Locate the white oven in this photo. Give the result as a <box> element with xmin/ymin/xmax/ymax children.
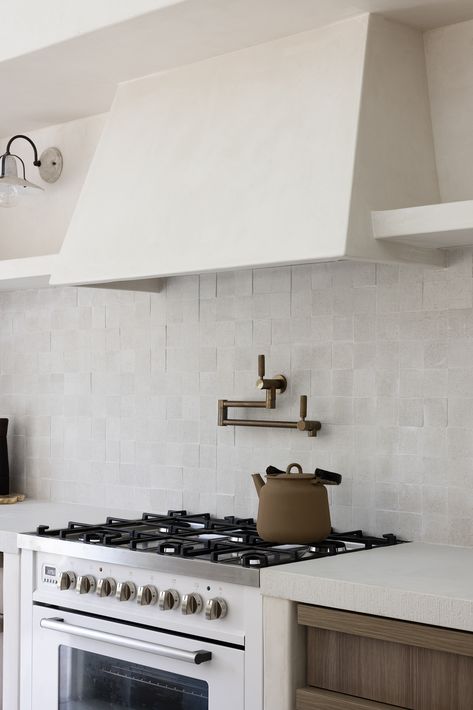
<box><xmin>30</xmin><ymin>604</ymin><xmax>244</xmax><ymax>710</ymax></box>
<box><xmin>19</xmin><ymin>532</ymin><xmax>263</xmax><ymax>710</ymax></box>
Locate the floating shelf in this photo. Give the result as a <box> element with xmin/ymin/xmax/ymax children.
<box><xmin>0</xmin><ymin>254</ymin><xmax>57</xmax><ymax>291</ymax></box>
<box><xmin>372</xmin><ymin>199</ymin><xmax>473</xmax><ymax>249</ymax></box>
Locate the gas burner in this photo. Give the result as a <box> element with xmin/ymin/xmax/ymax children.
<box><xmin>308</xmin><ymin>540</ymin><xmax>347</xmax><ymax>554</ymax></box>
<box><xmin>35</xmin><ymin>511</ymin><xmax>402</xmax><ymax>570</ymax></box>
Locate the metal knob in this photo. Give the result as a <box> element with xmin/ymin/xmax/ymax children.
<box><xmin>137</xmin><ymin>584</ymin><xmax>158</xmax><ymax>606</ymax></box>
<box><xmin>57</xmin><ymin>571</ymin><xmax>76</xmax><ymax>591</ymax></box>
<box><xmin>181</xmin><ymin>592</ymin><xmax>203</xmax><ymax>615</ymax></box>
<box><xmin>96</xmin><ymin>577</ymin><xmax>116</xmax><ymax>598</ymax></box>
<box><xmin>205</xmin><ymin>597</ymin><xmax>228</xmax><ymax>621</ymax></box>
<box><xmin>76</xmin><ymin>575</ymin><xmax>96</xmax><ymax>595</ymax></box>
<box><xmin>158</xmin><ymin>589</ymin><xmax>180</xmax><ymax>611</ymax></box>
<box><xmin>116</xmin><ymin>581</ymin><xmax>136</xmax><ymax>602</ymax></box>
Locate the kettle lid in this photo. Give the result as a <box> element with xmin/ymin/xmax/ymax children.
<box><xmin>266</xmin><ymin>463</ymin><xmax>315</xmax><ymax>479</ymax></box>
<box><xmin>265</xmin><ymin>463</ymin><xmax>342</xmax><ymax>485</ymax></box>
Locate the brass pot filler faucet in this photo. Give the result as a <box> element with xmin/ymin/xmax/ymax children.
<box><xmin>218</xmin><ymin>354</ymin><xmax>321</xmax><ymax>437</ymax></box>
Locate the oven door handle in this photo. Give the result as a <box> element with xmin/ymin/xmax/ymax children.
<box><xmin>40</xmin><ymin>617</ymin><xmax>212</xmax><ymax>665</ymax></box>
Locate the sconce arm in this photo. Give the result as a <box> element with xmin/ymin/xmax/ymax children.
<box><xmin>5</xmin><ymin>135</ymin><xmax>41</xmax><ymax>166</ymax></box>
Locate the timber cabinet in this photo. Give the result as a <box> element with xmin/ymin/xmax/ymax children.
<box><xmin>296</xmin><ymin>605</ymin><xmax>473</xmax><ymax>710</ymax></box>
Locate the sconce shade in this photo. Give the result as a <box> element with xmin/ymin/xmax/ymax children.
<box><xmin>0</xmin><ymin>154</ymin><xmax>43</xmax><ymax>208</ymax></box>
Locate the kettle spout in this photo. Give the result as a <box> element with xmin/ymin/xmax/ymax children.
<box><xmin>252</xmin><ymin>473</ymin><xmax>265</xmax><ymax>498</ymax></box>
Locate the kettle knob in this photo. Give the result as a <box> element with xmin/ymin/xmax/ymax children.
<box><xmin>286</xmin><ymin>463</ymin><xmax>303</xmax><ymax>475</ymax></box>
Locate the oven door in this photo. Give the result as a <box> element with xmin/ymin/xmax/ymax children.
<box><xmin>30</xmin><ymin>605</ymin><xmax>244</xmax><ymax>710</ymax></box>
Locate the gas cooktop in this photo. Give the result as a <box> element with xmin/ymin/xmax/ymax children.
<box><xmin>33</xmin><ymin>510</ymin><xmax>400</xmax><ymax>570</ymax></box>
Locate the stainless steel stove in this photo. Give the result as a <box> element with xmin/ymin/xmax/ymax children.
<box><xmin>17</xmin><ymin>511</ymin><xmax>400</xmax><ymax>710</ymax></box>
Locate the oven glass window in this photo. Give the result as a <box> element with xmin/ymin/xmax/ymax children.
<box><xmin>58</xmin><ymin>646</ymin><xmax>209</xmax><ymax>709</ymax></box>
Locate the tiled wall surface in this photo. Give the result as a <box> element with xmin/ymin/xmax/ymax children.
<box><xmin>2</xmin><ymin>249</ymin><xmax>473</xmax><ymax>544</ymax></box>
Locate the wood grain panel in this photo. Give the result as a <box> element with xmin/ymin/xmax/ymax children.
<box><xmin>307</xmin><ymin>628</ymin><xmax>414</xmax><ymax>708</ymax></box>
<box><xmin>414</xmin><ymin>648</ymin><xmax>473</xmax><ymax>710</ymax></box>
<box><xmin>296</xmin><ymin>687</ymin><xmax>407</xmax><ymax>710</ymax></box>
<box><xmin>298</xmin><ymin>605</ymin><xmax>473</xmax><ymax>657</ymax></box>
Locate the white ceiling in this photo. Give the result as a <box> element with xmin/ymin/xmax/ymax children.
<box><xmin>350</xmin><ymin>0</ymin><xmax>473</xmax><ymax>30</ymax></box>
<box><xmin>0</xmin><ymin>0</ymin><xmax>177</xmax><ymax>63</ymax></box>
<box><xmin>1</xmin><ymin>0</ymin><xmax>472</xmax><ymax>138</ymax></box>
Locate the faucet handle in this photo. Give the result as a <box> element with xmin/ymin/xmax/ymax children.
<box><xmin>258</xmin><ymin>354</ymin><xmax>265</xmax><ymax>379</ymax></box>
<box><xmin>256</xmin><ymin>354</ymin><xmax>287</xmax><ymax>395</ymax></box>
<box><xmin>300</xmin><ymin>395</ymin><xmax>307</xmax><ymax>420</ymax></box>
<box><xmin>297</xmin><ymin>395</ymin><xmax>322</xmax><ymax>437</ymax></box>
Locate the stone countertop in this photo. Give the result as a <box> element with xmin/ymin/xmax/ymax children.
<box><xmin>260</xmin><ymin>541</ymin><xmax>473</xmax><ymax>632</ymax></box>
<box><xmin>0</xmin><ymin>500</ymin><xmax>138</xmax><ymax>554</ymax></box>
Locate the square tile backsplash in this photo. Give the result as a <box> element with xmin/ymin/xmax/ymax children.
<box><xmin>2</xmin><ymin>248</ymin><xmax>473</xmax><ymax>545</ymax></box>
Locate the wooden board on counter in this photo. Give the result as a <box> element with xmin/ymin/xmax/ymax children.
<box><xmin>0</xmin><ymin>494</ymin><xmax>25</xmax><ymax>505</ymax></box>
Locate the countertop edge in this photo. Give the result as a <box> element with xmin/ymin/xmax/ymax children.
<box><xmin>260</xmin><ymin>542</ymin><xmax>473</xmax><ymax>632</ymax></box>
<box><xmin>261</xmin><ymin>575</ymin><xmax>473</xmax><ymax>632</ymax></box>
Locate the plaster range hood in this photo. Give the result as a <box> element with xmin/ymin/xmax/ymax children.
<box><xmin>50</xmin><ymin>13</ymin><xmax>444</xmax><ymax>287</ymax></box>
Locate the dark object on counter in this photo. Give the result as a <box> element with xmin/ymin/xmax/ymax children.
<box><xmin>0</xmin><ymin>419</ymin><xmax>9</xmax><ymax>495</ymax></box>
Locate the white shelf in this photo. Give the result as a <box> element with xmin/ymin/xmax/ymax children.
<box><xmin>0</xmin><ymin>254</ymin><xmax>57</xmax><ymax>291</ymax></box>
<box><xmin>0</xmin><ymin>255</ymin><xmax>162</xmax><ymax>292</ymax></box>
<box><xmin>372</xmin><ymin>199</ymin><xmax>473</xmax><ymax>248</ymax></box>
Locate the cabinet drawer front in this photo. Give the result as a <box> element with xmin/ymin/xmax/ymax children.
<box><xmin>307</xmin><ymin>628</ymin><xmax>414</xmax><ymax>708</ymax></box>
<box><xmin>296</xmin><ymin>687</ymin><xmax>407</xmax><ymax>710</ymax></box>
<box><xmin>298</xmin><ymin>605</ymin><xmax>473</xmax><ymax>657</ymax></box>
<box><xmin>299</xmin><ymin>605</ymin><xmax>473</xmax><ymax>710</ymax></box>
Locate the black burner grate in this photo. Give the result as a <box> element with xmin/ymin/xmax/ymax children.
<box><xmin>35</xmin><ymin>510</ymin><xmax>402</xmax><ymax>569</ymax></box>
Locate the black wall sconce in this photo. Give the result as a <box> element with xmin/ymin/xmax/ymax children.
<box><xmin>0</xmin><ymin>134</ymin><xmax>63</xmax><ymax>208</ymax></box>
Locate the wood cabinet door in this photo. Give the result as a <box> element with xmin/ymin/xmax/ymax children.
<box><xmin>300</xmin><ymin>604</ymin><xmax>473</xmax><ymax>710</ymax></box>
<box><xmin>414</xmin><ymin>648</ymin><xmax>473</xmax><ymax>710</ymax></box>
<box><xmin>307</xmin><ymin>628</ymin><xmax>414</xmax><ymax>708</ymax></box>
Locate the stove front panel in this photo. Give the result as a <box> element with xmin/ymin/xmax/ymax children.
<box><xmin>32</xmin><ymin>550</ymin><xmax>258</xmax><ymax>646</ymax></box>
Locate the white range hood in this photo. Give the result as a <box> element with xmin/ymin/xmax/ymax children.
<box><xmin>50</xmin><ymin>13</ymin><xmax>443</xmax><ymax>287</ymax></box>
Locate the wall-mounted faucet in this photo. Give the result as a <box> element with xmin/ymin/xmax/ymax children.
<box><xmin>218</xmin><ymin>354</ymin><xmax>321</xmax><ymax>437</ymax></box>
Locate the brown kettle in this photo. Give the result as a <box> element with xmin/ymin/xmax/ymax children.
<box><xmin>252</xmin><ymin>463</ymin><xmax>342</xmax><ymax>543</ymax></box>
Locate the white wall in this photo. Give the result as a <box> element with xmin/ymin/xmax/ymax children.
<box><xmin>0</xmin><ymin>114</ymin><xmax>105</xmax><ymax>260</ymax></box>
<box><xmin>3</xmin><ymin>250</ymin><xmax>473</xmax><ymax>546</ymax></box>
<box><xmin>424</xmin><ymin>18</ymin><xmax>473</xmax><ymax>202</ymax></box>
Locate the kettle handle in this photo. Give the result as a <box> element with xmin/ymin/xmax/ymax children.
<box><xmin>314</xmin><ymin>468</ymin><xmax>342</xmax><ymax>485</ymax></box>
<box><xmin>286</xmin><ymin>463</ymin><xmax>303</xmax><ymax>475</ymax></box>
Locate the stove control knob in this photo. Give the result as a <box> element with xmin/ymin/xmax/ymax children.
<box><xmin>158</xmin><ymin>589</ymin><xmax>180</xmax><ymax>611</ymax></box>
<box><xmin>205</xmin><ymin>597</ymin><xmax>228</xmax><ymax>621</ymax></box>
<box><xmin>181</xmin><ymin>592</ymin><xmax>203</xmax><ymax>615</ymax></box>
<box><xmin>57</xmin><ymin>571</ymin><xmax>76</xmax><ymax>591</ymax></box>
<box><xmin>76</xmin><ymin>575</ymin><xmax>96</xmax><ymax>595</ymax></box>
<box><xmin>137</xmin><ymin>584</ymin><xmax>158</xmax><ymax>606</ymax></box>
<box><xmin>96</xmin><ymin>577</ymin><xmax>117</xmax><ymax>598</ymax></box>
<box><xmin>116</xmin><ymin>581</ymin><xmax>136</xmax><ymax>602</ymax></box>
